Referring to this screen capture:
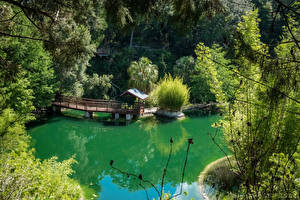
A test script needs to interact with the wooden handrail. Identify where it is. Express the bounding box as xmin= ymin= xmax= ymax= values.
xmin=53 ymin=95 xmax=144 ymax=115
